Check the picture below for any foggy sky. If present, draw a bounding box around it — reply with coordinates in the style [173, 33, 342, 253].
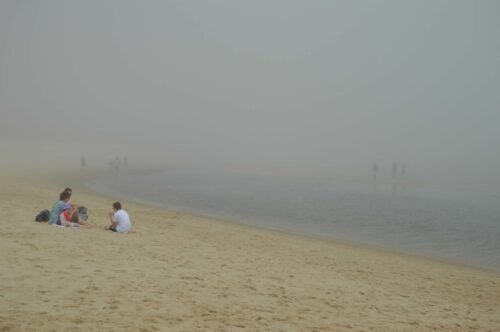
[1, 0, 499, 179]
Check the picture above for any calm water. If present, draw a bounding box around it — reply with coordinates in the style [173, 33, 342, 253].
[86, 165, 500, 271]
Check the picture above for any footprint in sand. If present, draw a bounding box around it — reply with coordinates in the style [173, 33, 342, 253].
[72, 317, 85, 325]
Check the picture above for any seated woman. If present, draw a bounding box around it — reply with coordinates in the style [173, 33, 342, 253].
[49, 191, 71, 225]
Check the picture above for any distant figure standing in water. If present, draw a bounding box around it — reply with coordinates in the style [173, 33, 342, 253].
[114, 156, 121, 171]
[106, 201, 132, 233]
[392, 162, 398, 178]
[372, 162, 379, 179]
[81, 155, 87, 169]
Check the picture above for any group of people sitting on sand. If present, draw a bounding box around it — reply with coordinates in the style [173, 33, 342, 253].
[36, 187, 132, 233]
[48, 188, 89, 227]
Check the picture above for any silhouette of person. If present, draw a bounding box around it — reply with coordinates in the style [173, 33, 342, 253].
[392, 162, 398, 177]
[114, 156, 120, 170]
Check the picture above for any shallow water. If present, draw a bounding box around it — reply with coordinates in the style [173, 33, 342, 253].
[86, 165, 500, 271]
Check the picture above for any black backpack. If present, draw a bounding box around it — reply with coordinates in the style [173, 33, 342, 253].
[35, 209, 51, 222]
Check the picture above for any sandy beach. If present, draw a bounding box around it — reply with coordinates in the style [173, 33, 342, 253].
[1, 167, 499, 332]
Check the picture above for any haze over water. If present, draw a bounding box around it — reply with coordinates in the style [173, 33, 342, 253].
[87, 163, 500, 271]
[1, 1, 499, 270]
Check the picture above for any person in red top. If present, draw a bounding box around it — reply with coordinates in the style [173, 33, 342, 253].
[59, 203, 75, 227]
[60, 203, 89, 227]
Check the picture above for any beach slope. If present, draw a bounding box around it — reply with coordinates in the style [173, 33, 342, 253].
[0, 168, 499, 331]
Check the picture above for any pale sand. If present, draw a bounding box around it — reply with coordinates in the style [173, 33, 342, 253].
[0, 168, 499, 332]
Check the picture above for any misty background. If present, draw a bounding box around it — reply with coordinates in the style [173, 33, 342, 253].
[1, 0, 499, 188]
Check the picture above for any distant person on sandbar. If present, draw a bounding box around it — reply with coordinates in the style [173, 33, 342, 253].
[372, 162, 379, 179]
[392, 162, 398, 178]
[106, 201, 132, 233]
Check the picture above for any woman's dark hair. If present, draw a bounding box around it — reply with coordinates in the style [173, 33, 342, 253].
[60, 191, 71, 201]
[64, 187, 72, 193]
[112, 202, 122, 210]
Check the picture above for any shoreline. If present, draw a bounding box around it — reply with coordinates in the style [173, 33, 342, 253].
[84, 181, 500, 275]
[1, 166, 499, 331]
[84, 166, 500, 274]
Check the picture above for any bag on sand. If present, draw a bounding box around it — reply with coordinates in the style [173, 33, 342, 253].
[35, 209, 51, 222]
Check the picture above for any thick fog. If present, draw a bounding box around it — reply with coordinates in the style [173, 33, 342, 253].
[1, 1, 499, 186]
